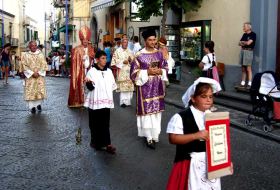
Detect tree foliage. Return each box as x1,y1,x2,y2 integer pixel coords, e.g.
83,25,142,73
116,0,203,21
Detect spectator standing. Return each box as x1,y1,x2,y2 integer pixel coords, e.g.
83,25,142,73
239,22,256,89
132,36,142,55
1,43,12,84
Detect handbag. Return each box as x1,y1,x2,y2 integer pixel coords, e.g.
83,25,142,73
207,54,220,83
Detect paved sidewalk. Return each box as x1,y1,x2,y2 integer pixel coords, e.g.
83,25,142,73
165,77,280,143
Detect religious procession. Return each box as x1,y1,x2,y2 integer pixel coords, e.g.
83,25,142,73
0,0,279,189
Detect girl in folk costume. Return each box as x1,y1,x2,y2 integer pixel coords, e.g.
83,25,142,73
84,50,117,154
21,41,48,113
68,26,95,108
166,77,231,190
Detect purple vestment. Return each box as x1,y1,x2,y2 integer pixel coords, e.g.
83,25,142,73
130,50,168,116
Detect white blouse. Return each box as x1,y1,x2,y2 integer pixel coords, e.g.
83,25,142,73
166,106,209,134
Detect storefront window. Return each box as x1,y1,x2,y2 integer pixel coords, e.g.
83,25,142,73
180,26,202,60
180,20,211,61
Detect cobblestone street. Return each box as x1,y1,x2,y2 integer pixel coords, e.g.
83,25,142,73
0,77,279,190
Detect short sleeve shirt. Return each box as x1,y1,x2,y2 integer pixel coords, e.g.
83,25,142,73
201,53,216,71
240,31,256,49
166,106,208,134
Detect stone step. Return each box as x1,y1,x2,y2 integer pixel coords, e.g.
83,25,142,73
217,90,251,104
214,96,252,113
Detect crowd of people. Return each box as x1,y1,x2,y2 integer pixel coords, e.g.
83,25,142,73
1,22,257,189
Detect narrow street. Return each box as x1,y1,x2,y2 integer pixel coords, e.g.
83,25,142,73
0,77,279,189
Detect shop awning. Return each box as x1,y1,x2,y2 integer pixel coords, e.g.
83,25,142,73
91,0,115,12
59,24,75,33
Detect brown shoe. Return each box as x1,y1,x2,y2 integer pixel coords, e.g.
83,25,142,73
106,145,116,154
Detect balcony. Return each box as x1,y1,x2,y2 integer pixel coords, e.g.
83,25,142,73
53,0,71,8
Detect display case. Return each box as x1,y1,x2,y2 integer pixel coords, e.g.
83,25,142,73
180,20,211,64
165,25,180,61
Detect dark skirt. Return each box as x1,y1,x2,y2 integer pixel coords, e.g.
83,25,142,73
88,108,111,148
166,160,190,190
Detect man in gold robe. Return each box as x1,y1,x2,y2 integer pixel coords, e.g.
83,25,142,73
68,26,95,107
111,37,134,107
21,41,48,113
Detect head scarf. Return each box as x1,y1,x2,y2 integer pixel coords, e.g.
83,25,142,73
182,77,222,107
79,26,91,41
142,29,156,40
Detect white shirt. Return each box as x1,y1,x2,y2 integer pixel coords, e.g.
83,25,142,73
166,106,209,134
201,53,216,71
132,42,142,55
84,67,117,110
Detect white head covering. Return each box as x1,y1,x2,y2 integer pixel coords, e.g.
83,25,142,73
182,77,222,107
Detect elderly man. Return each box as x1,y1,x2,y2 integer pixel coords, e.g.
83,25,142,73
239,22,256,89
21,41,48,113
130,29,168,149
111,37,134,107
68,26,95,107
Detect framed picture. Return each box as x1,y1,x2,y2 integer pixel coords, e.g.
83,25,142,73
205,112,232,180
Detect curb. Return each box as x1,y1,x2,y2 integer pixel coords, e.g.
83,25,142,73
165,98,280,143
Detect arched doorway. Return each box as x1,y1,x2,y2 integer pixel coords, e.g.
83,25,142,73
90,16,98,45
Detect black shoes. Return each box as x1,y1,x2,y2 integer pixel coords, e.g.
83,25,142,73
37,105,42,112
146,140,156,149
31,107,36,114
30,105,42,114
121,104,127,108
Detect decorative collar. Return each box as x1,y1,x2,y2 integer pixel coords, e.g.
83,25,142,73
94,63,107,71
27,49,41,55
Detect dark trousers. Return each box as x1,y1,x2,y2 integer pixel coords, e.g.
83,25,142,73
88,108,111,148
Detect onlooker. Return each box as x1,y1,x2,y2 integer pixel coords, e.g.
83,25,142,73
1,43,12,84
199,41,216,78
239,22,256,88
104,41,112,68
10,51,17,78
199,41,219,111
132,36,142,55
52,52,60,76
84,50,117,154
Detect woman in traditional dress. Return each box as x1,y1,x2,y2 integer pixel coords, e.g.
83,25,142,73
166,77,224,190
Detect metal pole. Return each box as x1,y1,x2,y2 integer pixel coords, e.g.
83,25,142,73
65,0,69,63
1,0,4,48
44,12,47,56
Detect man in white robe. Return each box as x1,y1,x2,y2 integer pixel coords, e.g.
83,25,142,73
21,41,48,113
111,38,134,107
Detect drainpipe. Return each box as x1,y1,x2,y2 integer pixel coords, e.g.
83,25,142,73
65,0,69,64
